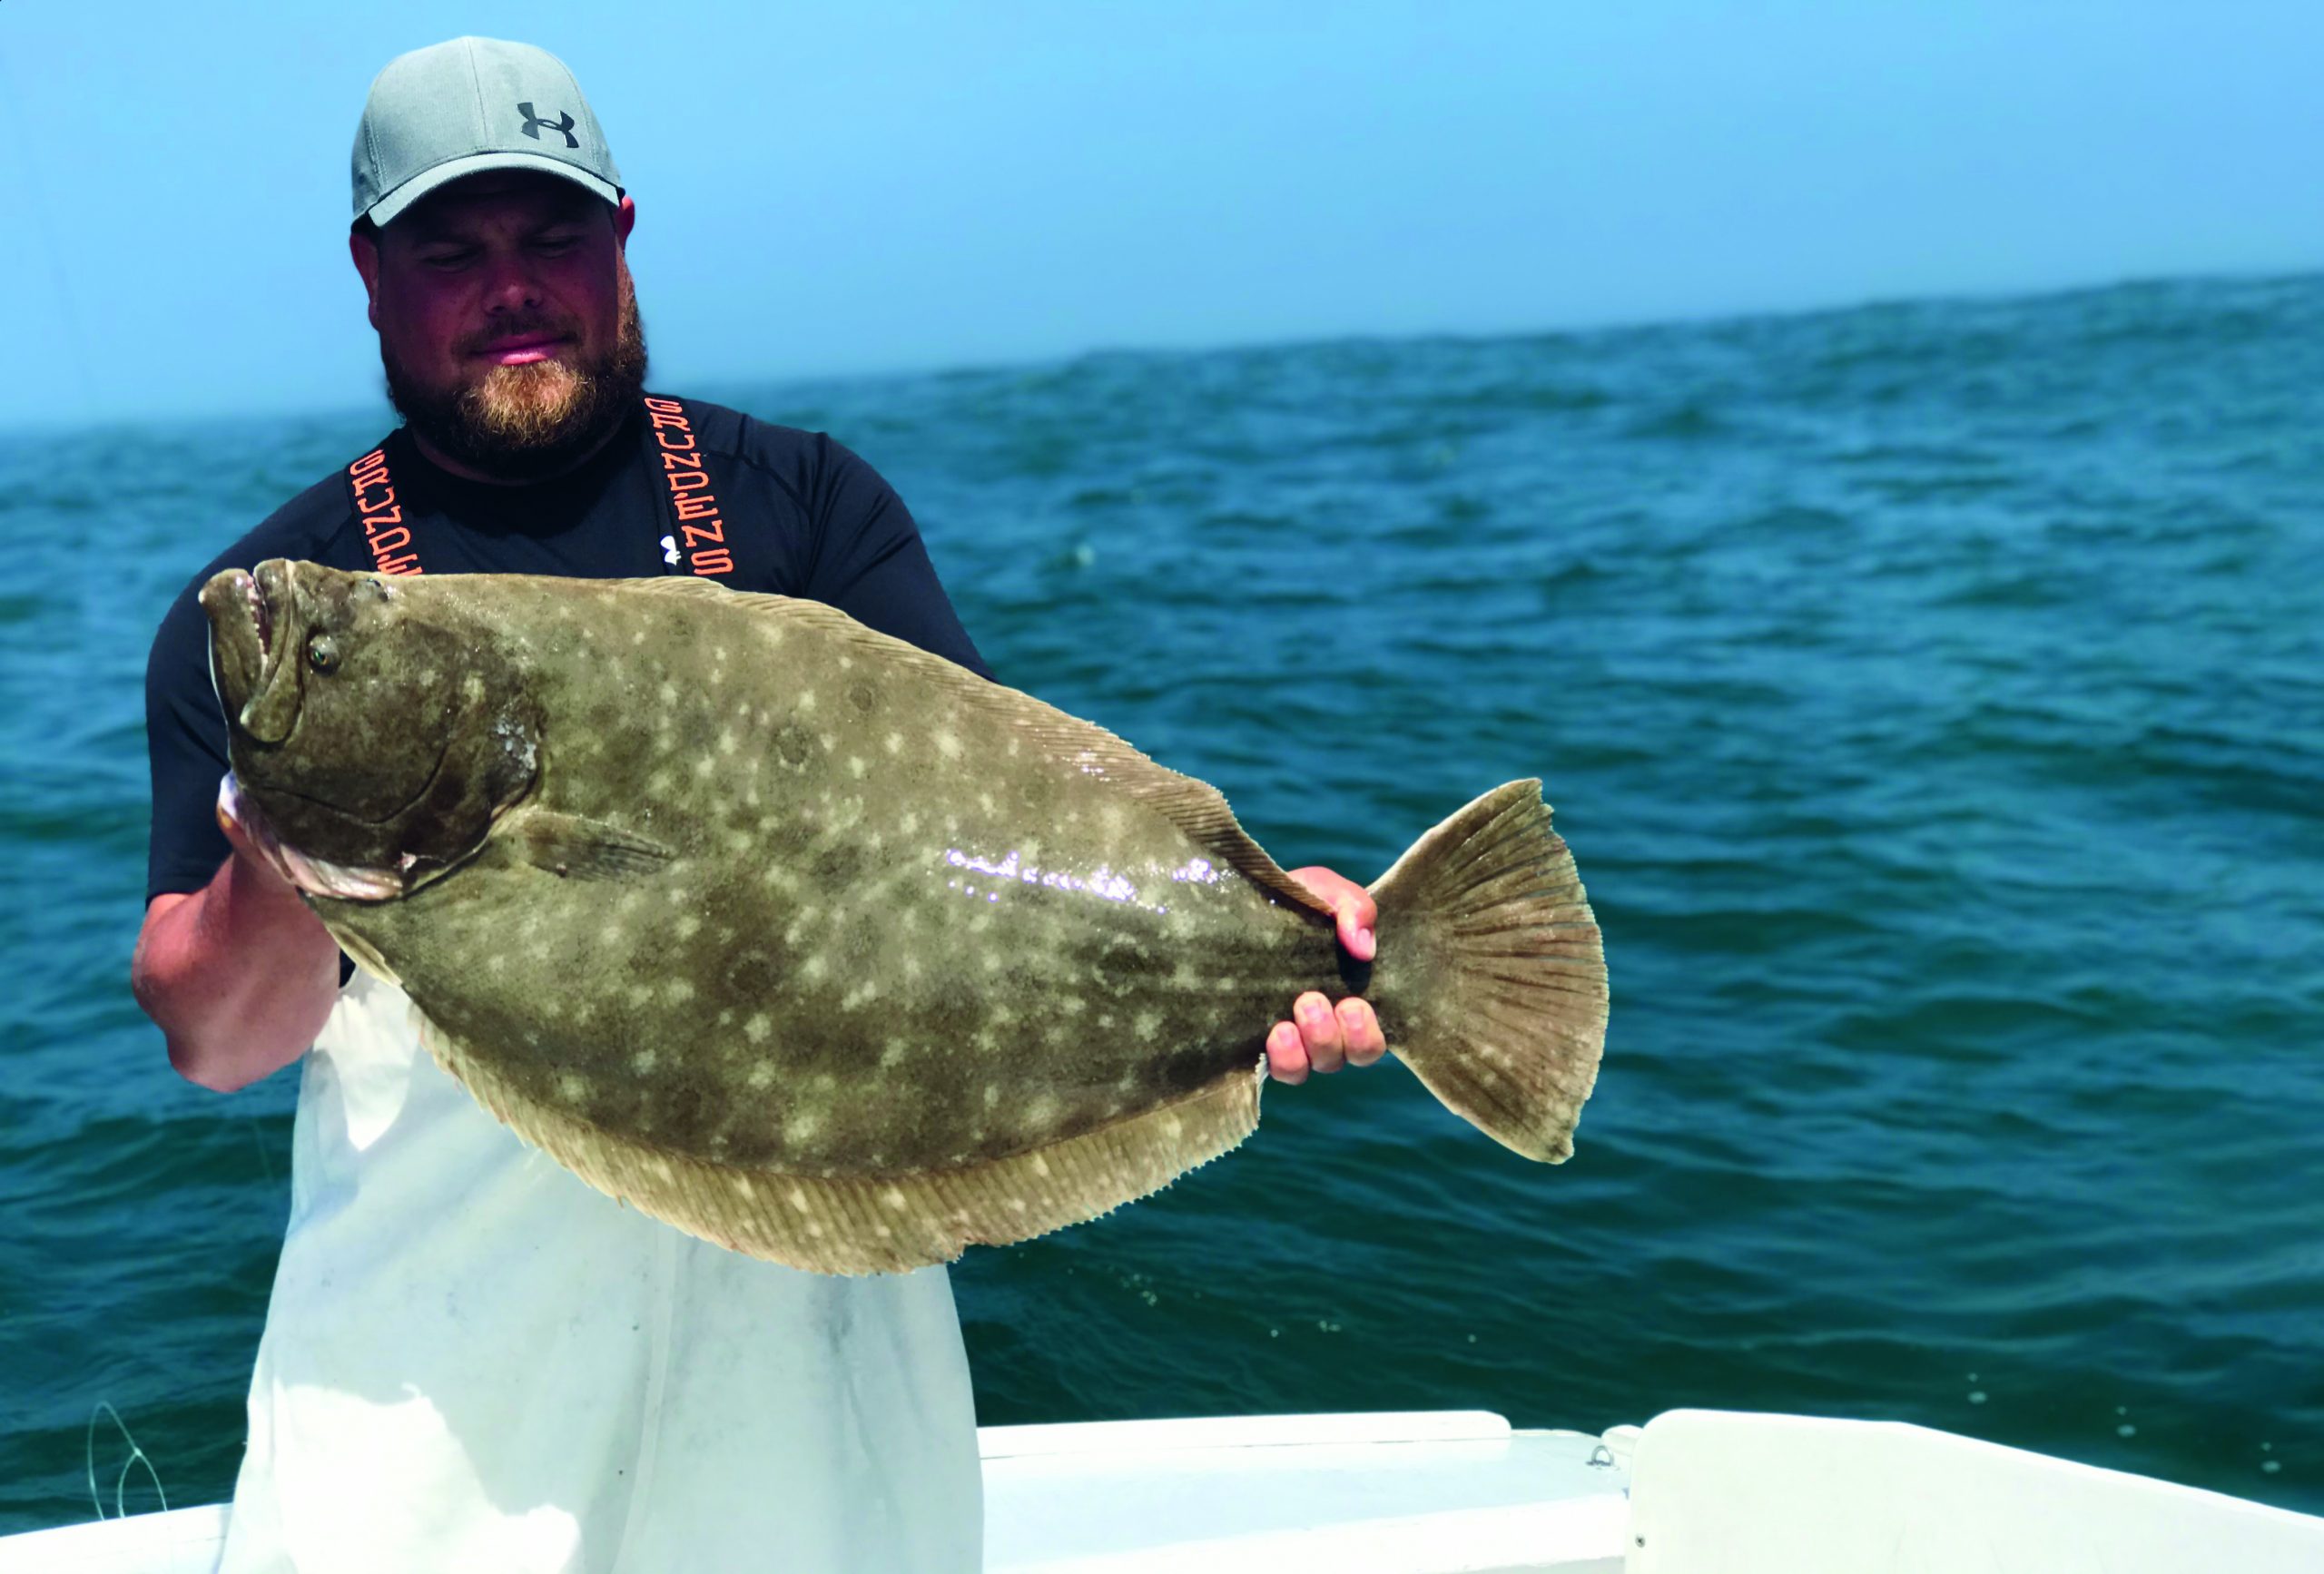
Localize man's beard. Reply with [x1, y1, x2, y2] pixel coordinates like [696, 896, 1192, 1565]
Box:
[381, 266, 649, 482]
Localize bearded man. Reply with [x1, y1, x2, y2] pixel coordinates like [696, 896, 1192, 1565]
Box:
[133, 35, 1384, 1574]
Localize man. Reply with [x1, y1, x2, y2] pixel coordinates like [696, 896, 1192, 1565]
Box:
[133, 36, 1384, 1574]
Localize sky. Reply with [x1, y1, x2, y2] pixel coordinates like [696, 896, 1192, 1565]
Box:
[2, 1, 2321, 430]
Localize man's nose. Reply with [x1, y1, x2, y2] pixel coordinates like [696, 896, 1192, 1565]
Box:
[478, 250, 545, 313]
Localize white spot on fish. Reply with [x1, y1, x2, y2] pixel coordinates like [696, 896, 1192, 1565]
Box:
[787, 1186, 810, 1214]
[745, 1014, 773, 1044]
[935, 731, 961, 759]
[633, 1049, 657, 1073]
[675, 914, 700, 940]
[558, 1075, 589, 1102]
[746, 1063, 775, 1089]
[848, 756, 868, 779]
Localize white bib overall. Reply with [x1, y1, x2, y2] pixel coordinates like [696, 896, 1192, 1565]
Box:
[218, 970, 983, 1573]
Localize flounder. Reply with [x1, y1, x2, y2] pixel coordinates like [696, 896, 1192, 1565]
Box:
[200, 560, 1608, 1274]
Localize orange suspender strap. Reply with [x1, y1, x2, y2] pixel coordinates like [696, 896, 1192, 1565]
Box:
[345, 447, 422, 575]
[642, 396, 736, 578]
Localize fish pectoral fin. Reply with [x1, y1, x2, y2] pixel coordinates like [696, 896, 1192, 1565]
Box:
[507, 807, 675, 880]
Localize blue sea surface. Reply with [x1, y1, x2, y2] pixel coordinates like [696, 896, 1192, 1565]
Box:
[2, 273, 2319, 1531]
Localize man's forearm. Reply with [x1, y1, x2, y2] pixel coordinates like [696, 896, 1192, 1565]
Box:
[133, 854, 340, 1092]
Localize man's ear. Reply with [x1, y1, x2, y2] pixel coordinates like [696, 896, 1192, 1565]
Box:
[349, 227, 382, 330]
[613, 194, 636, 248]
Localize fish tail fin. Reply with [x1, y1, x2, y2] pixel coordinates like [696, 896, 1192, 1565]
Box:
[1365, 780, 1607, 1163]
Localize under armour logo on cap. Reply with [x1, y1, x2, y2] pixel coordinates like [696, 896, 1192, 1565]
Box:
[518, 103, 579, 148]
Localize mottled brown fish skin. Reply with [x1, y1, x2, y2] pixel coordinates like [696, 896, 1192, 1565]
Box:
[202, 562, 1607, 1272]
[224, 566, 1342, 1172]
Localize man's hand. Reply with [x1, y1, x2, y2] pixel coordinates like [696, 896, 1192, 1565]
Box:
[1265, 867, 1386, 1084]
[131, 779, 341, 1093]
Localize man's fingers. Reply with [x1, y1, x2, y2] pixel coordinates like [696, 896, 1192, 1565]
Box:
[1338, 998, 1385, 1066]
[1289, 867, 1379, 962]
[1265, 1019, 1310, 1084]
[1295, 990, 1345, 1075]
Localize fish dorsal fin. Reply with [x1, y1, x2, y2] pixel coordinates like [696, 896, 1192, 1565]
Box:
[599, 577, 1338, 920]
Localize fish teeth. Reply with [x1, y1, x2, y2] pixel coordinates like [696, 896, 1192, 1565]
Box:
[244, 575, 272, 656]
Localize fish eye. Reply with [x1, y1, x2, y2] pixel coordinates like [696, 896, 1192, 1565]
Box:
[307, 633, 341, 674]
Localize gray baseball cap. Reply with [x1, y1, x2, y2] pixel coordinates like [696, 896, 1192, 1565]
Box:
[351, 37, 623, 228]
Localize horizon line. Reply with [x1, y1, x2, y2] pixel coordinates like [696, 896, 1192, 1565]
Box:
[2, 261, 2313, 444]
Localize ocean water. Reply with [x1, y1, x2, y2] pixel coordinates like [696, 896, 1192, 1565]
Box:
[3, 273, 2319, 1533]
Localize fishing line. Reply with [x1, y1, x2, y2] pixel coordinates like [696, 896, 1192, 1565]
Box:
[84, 1401, 169, 1520]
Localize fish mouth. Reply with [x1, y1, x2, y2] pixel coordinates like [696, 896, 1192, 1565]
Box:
[218, 775, 404, 902]
[199, 560, 302, 743]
